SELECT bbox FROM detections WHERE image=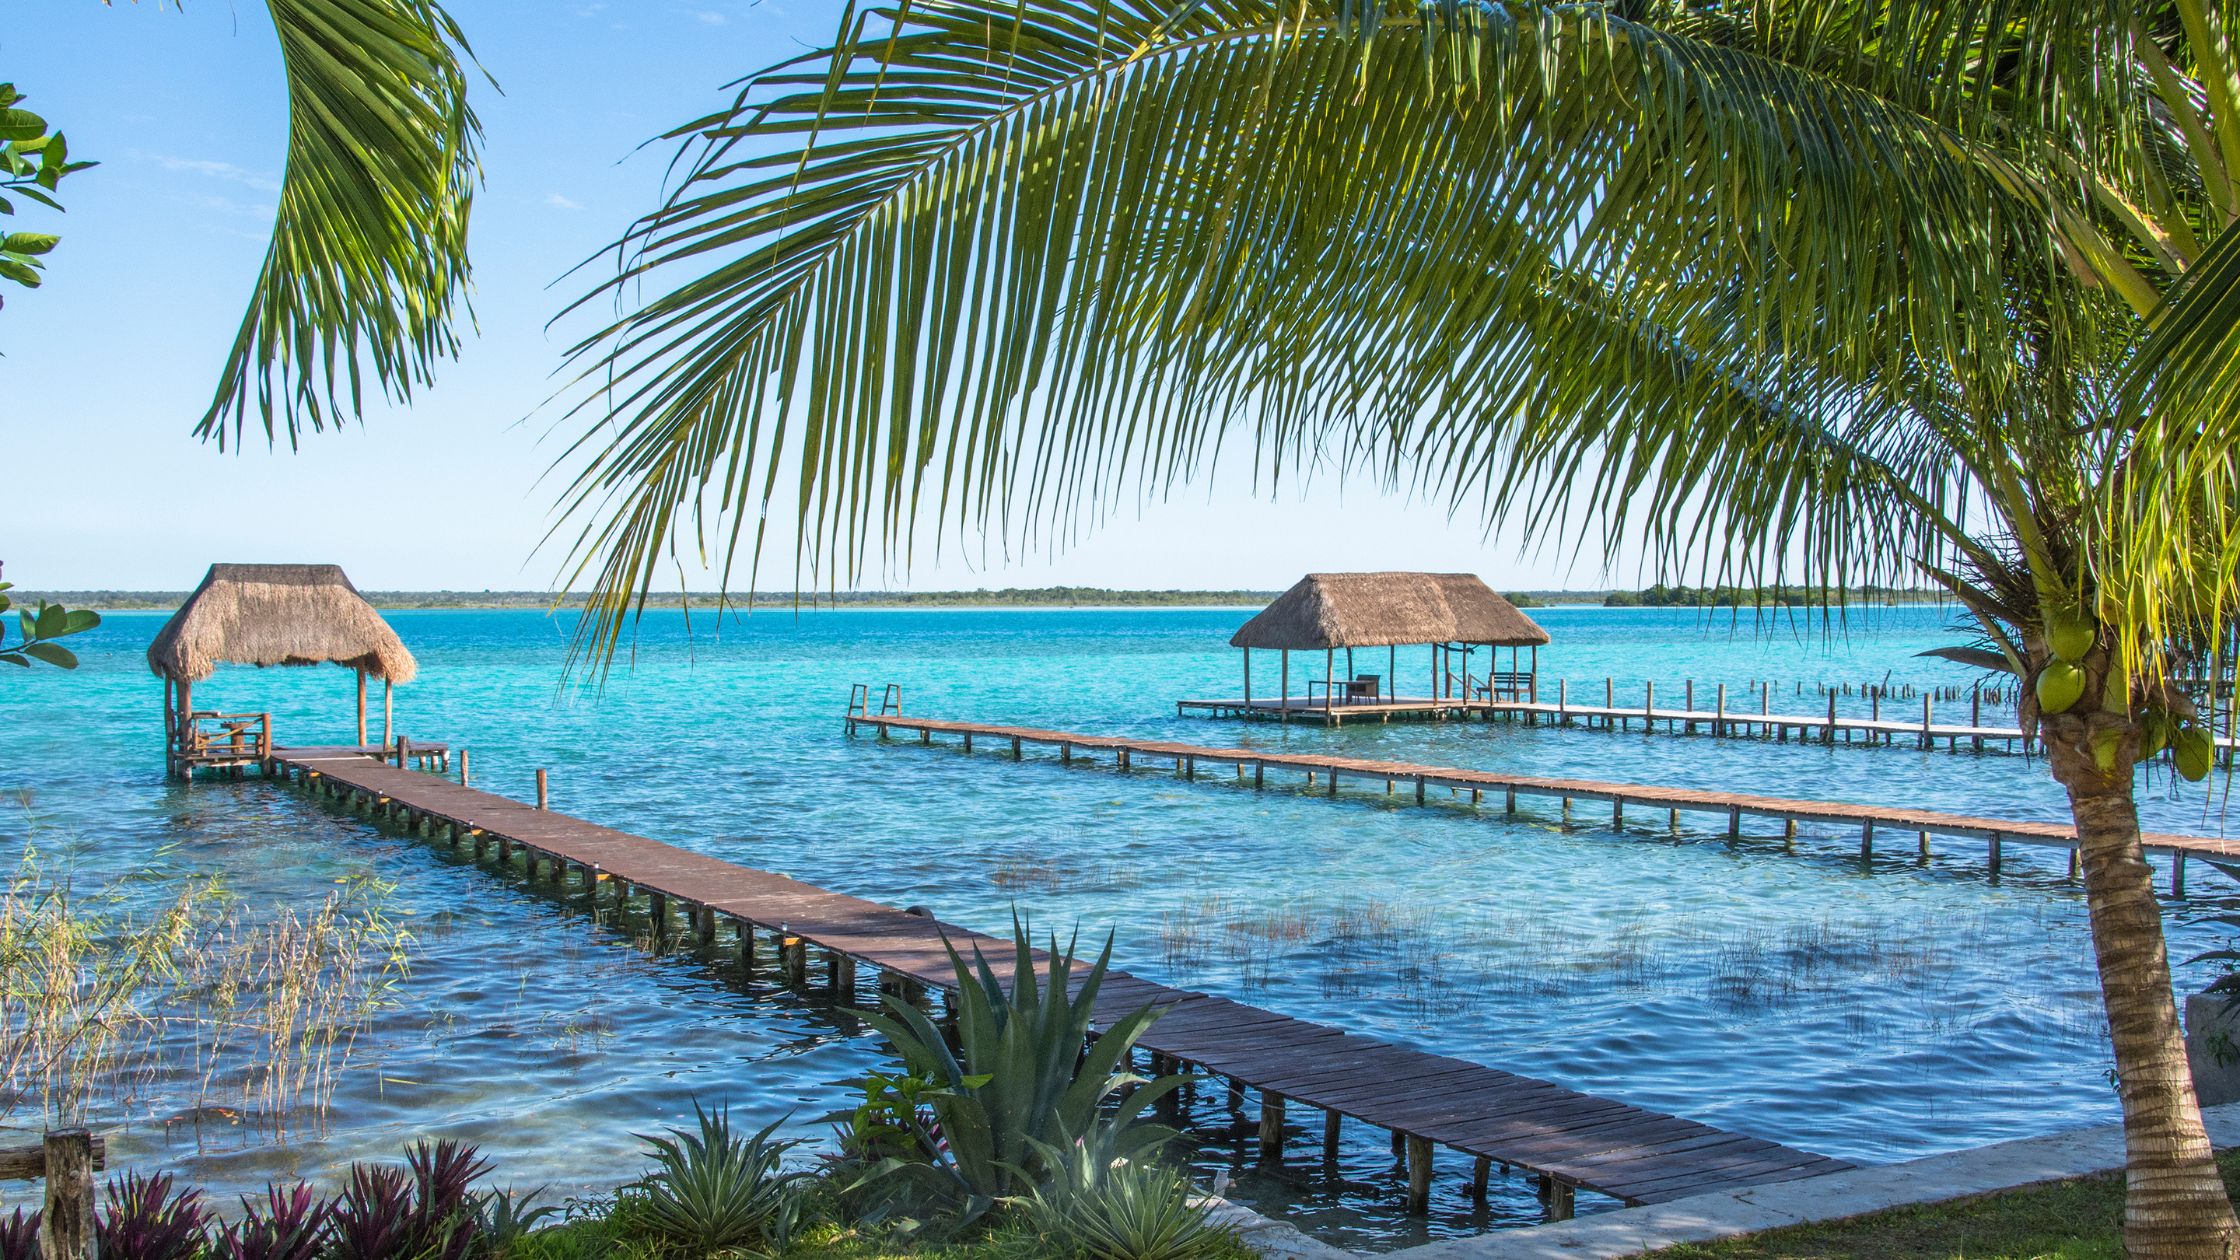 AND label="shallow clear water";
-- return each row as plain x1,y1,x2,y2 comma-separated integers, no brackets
2,604,2234,1250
